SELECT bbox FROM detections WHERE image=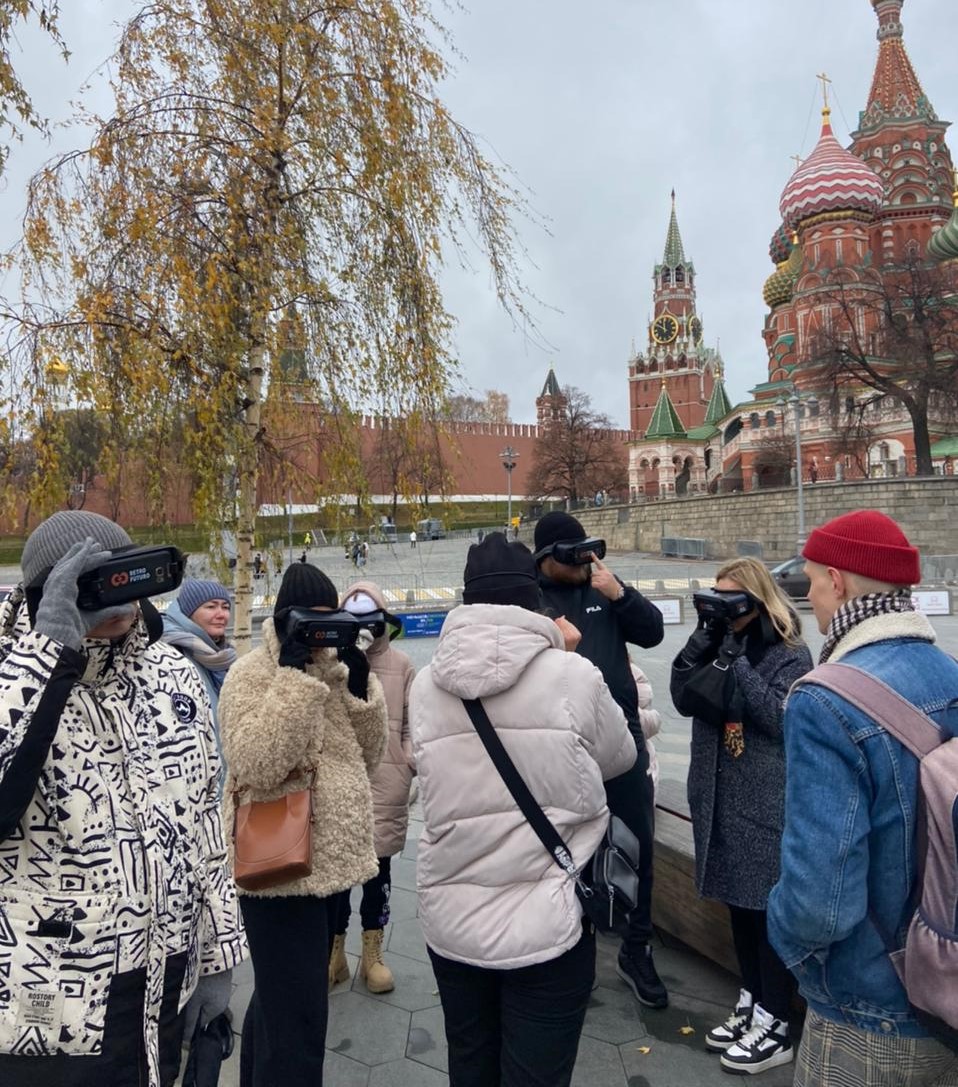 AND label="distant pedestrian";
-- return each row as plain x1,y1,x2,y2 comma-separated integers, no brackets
671,558,812,1074
299,550,307,564
253,552,264,578
477,529,484,544
304,531,312,550
410,530,417,549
